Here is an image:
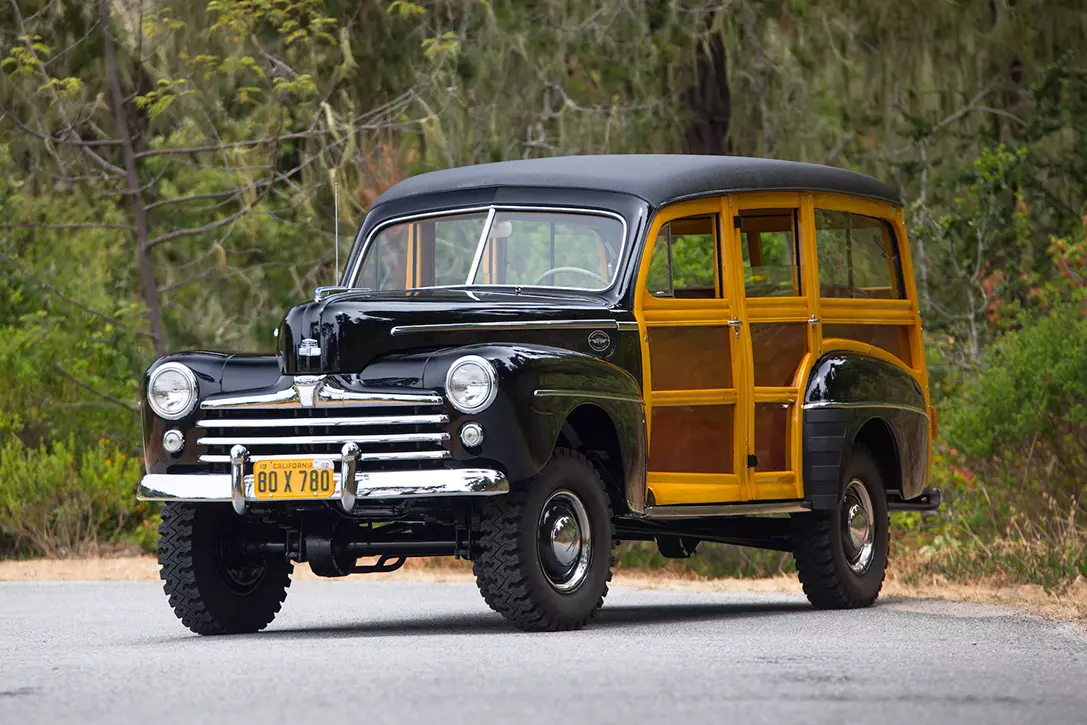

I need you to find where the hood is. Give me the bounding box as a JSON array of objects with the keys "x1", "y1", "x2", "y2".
[{"x1": 279, "y1": 288, "x2": 612, "y2": 375}]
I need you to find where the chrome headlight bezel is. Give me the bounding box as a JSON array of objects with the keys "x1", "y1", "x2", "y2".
[
  {"x1": 444, "y1": 355, "x2": 498, "y2": 414},
  {"x1": 147, "y1": 362, "x2": 198, "y2": 420}
]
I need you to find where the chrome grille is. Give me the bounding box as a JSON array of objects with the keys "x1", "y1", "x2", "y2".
[{"x1": 196, "y1": 384, "x2": 451, "y2": 472}]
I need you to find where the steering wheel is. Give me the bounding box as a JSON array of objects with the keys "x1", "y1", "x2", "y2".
[{"x1": 531, "y1": 266, "x2": 607, "y2": 287}]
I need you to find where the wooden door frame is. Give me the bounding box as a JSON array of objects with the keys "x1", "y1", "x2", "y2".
[
  {"x1": 633, "y1": 198, "x2": 747, "y2": 506},
  {"x1": 723, "y1": 192, "x2": 811, "y2": 500}
]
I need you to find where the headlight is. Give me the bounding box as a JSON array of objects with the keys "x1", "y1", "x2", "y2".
[
  {"x1": 147, "y1": 362, "x2": 198, "y2": 420},
  {"x1": 444, "y1": 356, "x2": 497, "y2": 413}
]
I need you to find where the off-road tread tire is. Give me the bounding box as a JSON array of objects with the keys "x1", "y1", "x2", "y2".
[
  {"x1": 792, "y1": 445, "x2": 889, "y2": 610},
  {"x1": 473, "y1": 448, "x2": 614, "y2": 632},
  {"x1": 159, "y1": 503, "x2": 293, "y2": 635}
]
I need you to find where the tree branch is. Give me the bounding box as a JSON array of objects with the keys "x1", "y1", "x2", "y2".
[
  {"x1": 0, "y1": 222, "x2": 135, "y2": 231},
  {"x1": 54, "y1": 363, "x2": 138, "y2": 413}
]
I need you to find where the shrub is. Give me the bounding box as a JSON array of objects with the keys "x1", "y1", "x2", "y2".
[{"x1": 0, "y1": 437, "x2": 152, "y2": 557}]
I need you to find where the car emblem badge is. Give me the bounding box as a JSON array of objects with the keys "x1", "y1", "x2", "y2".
[
  {"x1": 298, "y1": 338, "x2": 321, "y2": 357},
  {"x1": 588, "y1": 330, "x2": 611, "y2": 352}
]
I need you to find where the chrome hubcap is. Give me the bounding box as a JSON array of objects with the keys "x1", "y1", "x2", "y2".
[
  {"x1": 537, "y1": 490, "x2": 592, "y2": 593},
  {"x1": 841, "y1": 478, "x2": 875, "y2": 574}
]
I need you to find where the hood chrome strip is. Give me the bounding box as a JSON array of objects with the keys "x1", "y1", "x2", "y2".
[
  {"x1": 200, "y1": 379, "x2": 442, "y2": 410},
  {"x1": 390, "y1": 319, "x2": 619, "y2": 336}
]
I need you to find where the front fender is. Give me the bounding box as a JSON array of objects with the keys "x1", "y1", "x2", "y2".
[
  {"x1": 420, "y1": 344, "x2": 645, "y2": 492},
  {"x1": 141, "y1": 353, "x2": 280, "y2": 474}
]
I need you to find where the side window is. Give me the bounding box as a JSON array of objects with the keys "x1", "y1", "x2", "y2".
[
  {"x1": 738, "y1": 209, "x2": 800, "y2": 297},
  {"x1": 816, "y1": 210, "x2": 903, "y2": 299},
  {"x1": 645, "y1": 215, "x2": 719, "y2": 299}
]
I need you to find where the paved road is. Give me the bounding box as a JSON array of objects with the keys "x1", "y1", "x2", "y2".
[{"x1": 2, "y1": 580, "x2": 1084, "y2": 724}]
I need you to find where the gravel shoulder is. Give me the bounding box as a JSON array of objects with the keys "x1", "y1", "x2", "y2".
[{"x1": 2, "y1": 555, "x2": 1084, "y2": 624}]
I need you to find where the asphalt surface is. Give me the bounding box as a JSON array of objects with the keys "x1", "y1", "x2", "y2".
[{"x1": 2, "y1": 580, "x2": 1085, "y2": 725}]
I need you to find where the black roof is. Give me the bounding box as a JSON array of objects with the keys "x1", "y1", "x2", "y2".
[{"x1": 373, "y1": 154, "x2": 902, "y2": 209}]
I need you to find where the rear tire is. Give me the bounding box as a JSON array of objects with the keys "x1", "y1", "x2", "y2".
[
  {"x1": 791, "y1": 445, "x2": 889, "y2": 609},
  {"x1": 158, "y1": 503, "x2": 292, "y2": 635},
  {"x1": 473, "y1": 449, "x2": 614, "y2": 631}
]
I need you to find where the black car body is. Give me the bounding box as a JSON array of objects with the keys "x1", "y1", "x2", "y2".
[{"x1": 140, "y1": 155, "x2": 938, "y2": 634}]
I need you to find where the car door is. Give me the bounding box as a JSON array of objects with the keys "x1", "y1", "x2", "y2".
[
  {"x1": 725, "y1": 192, "x2": 815, "y2": 501},
  {"x1": 633, "y1": 199, "x2": 749, "y2": 506}
]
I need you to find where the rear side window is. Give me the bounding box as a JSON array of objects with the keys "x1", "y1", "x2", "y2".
[
  {"x1": 815, "y1": 210, "x2": 904, "y2": 299},
  {"x1": 645, "y1": 215, "x2": 720, "y2": 299}
]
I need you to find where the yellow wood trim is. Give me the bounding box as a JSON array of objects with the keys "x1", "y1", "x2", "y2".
[
  {"x1": 820, "y1": 299, "x2": 915, "y2": 325},
  {"x1": 642, "y1": 301, "x2": 732, "y2": 323},
  {"x1": 405, "y1": 223, "x2": 418, "y2": 288},
  {"x1": 648, "y1": 473, "x2": 744, "y2": 505},
  {"x1": 810, "y1": 192, "x2": 902, "y2": 219},
  {"x1": 634, "y1": 197, "x2": 732, "y2": 489},
  {"x1": 745, "y1": 297, "x2": 810, "y2": 322},
  {"x1": 730, "y1": 191, "x2": 803, "y2": 210},
  {"x1": 753, "y1": 387, "x2": 798, "y2": 404},
  {"x1": 790, "y1": 351, "x2": 813, "y2": 499},
  {"x1": 820, "y1": 298, "x2": 912, "y2": 313},
  {"x1": 752, "y1": 478, "x2": 799, "y2": 500},
  {"x1": 753, "y1": 471, "x2": 796, "y2": 485},
  {"x1": 652, "y1": 389, "x2": 737, "y2": 407},
  {"x1": 722, "y1": 197, "x2": 755, "y2": 499}
]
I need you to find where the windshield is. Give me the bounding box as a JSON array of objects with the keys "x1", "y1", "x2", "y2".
[{"x1": 354, "y1": 209, "x2": 626, "y2": 291}]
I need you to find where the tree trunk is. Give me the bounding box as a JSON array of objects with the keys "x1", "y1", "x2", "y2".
[
  {"x1": 98, "y1": 0, "x2": 166, "y2": 356},
  {"x1": 683, "y1": 28, "x2": 732, "y2": 156}
]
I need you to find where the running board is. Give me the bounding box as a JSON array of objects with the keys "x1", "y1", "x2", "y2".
[{"x1": 642, "y1": 500, "x2": 810, "y2": 519}]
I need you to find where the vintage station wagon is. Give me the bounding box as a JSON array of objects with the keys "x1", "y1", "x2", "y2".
[{"x1": 139, "y1": 155, "x2": 939, "y2": 634}]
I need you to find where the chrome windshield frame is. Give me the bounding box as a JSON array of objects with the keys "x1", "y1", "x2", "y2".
[{"x1": 342, "y1": 204, "x2": 631, "y2": 295}]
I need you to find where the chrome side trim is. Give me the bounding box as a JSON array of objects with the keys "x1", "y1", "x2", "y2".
[
  {"x1": 390, "y1": 319, "x2": 620, "y2": 336},
  {"x1": 615, "y1": 320, "x2": 640, "y2": 331},
  {"x1": 198, "y1": 450, "x2": 451, "y2": 464},
  {"x1": 644, "y1": 501, "x2": 811, "y2": 519},
  {"x1": 533, "y1": 389, "x2": 644, "y2": 405},
  {"x1": 201, "y1": 380, "x2": 442, "y2": 410},
  {"x1": 137, "y1": 468, "x2": 510, "y2": 505},
  {"x1": 801, "y1": 401, "x2": 929, "y2": 418},
  {"x1": 197, "y1": 432, "x2": 449, "y2": 447},
  {"x1": 195, "y1": 414, "x2": 449, "y2": 429},
  {"x1": 201, "y1": 388, "x2": 299, "y2": 410},
  {"x1": 345, "y1": 204, "x2": 630, "y2": 293},
  {"x1": 318, "y1": 384, "x2": 443, "y2": 407}
]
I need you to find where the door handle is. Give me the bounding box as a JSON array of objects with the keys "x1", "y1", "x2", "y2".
[{"x1": 727, "y1": 318, "x2": 743, "y2": 338}]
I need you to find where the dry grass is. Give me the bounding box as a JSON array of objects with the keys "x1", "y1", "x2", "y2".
[{"x1": 3, "y1": 555, "x2": 1084, "y2": 624}]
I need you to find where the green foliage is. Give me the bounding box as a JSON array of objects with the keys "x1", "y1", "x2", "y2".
[
  {"x1": 0, "y1": 438, "x2": 151, "y2": 557},
  {"x1": 944, "y1": 306, "x2": 1087, "y2": 466}
]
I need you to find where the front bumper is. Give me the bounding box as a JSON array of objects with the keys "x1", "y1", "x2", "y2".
[{"x1": 138, "y1": 443, "x2": 508, "y2": 514}]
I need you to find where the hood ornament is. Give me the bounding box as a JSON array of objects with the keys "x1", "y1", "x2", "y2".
[{"x1": 298, "y1": 338, "x2": 321, "y2": 357}]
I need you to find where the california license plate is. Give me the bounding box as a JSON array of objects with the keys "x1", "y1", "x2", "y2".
[{"x1": 252, "y1": 458, "x2": 336, "y2": 500}]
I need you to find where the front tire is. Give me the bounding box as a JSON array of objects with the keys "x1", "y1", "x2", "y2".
[
  {"x1": 158, "y1": 503, "x2": 293, "y2": 635},
  {"x1": 791, "y1": 445, "x2": 889, "y2": 609},
  {"x1": 473, "y1": 449, "x2": 614, "y2": 631}
]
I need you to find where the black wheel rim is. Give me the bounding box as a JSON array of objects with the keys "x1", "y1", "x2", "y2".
[{"x1": 214, "y1": 514, "x2": 267, "y2": 595}]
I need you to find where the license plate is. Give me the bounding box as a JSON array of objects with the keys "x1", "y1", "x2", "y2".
[{"x1": 252, "y1": 458, "x2": 336, "y2": 500}]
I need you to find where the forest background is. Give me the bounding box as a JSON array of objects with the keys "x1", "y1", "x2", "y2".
[{"x1": 1, "y1": 0, "x2": 1086, "y2": 591}]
